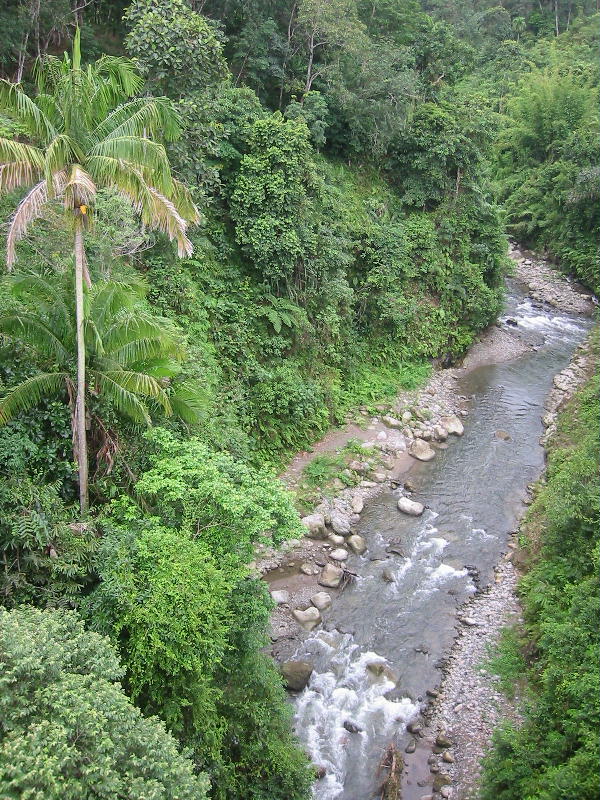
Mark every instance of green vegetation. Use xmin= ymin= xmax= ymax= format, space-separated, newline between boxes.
xmin=482 ymin=344 xmax=600 ymax=800
xmin=0 ymin=2 xmax=597 ymax=799
xmin=0 ymin=606 xmax=210 ymax=800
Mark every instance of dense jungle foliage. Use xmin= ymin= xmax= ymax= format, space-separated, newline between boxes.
xmin=0 ymin=2 xmax=597 ymax=799
xmin=482 ymin=341 xmax=600 ymax=800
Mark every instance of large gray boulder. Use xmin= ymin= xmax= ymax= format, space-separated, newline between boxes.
xmin=292 ymin=606 xmax=321 ymax=631
xmin=409 ymin=438 xmax=436 ymax=461
xmin=301 ymin=513 xmax=327 ymax=539
xmin=281 ymin=660 xmax=314 ymax=691
xmin=318 ymin=563 xmax=344 ymax=588
xmin=397 ymin=496 xmax=424 ymax=516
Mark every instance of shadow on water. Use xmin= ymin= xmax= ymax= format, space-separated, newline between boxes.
xmin=291 ymin=287 xmax=591 ymax=800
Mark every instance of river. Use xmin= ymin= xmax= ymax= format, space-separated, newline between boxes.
xmin=290 ymin=277 xmax=591 ymax=800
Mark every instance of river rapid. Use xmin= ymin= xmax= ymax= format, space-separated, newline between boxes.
xmin=290 ymin=277 xmax=592 ymax=800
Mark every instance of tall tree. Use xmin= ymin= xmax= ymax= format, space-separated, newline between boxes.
xmin=0 ymin=273 xmax=204 ymax=483
xmin=0 ymin=30 xmax=199 ymax=513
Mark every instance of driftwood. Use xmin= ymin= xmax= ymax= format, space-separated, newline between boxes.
xmin=375 ymin=742 xmax=404 ymax=800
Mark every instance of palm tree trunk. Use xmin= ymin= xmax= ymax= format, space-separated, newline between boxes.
xmin=74 ymin=219 xmax=89 ymax=514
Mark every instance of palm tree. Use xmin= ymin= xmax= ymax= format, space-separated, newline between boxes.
xmin=0 ymin=29 xmax=200 ymax=513
xmin=512 ymin=16 xmax=526 ymax=42
xmin=0 ymin=271 xmax=204 ymax=483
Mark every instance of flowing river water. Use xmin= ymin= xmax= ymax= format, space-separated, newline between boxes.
xmin=290 ymin=279 xmax=591 ymax=800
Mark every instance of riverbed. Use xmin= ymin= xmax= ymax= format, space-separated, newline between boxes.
xmin=285 ymin=265 xmax=593 ymax=800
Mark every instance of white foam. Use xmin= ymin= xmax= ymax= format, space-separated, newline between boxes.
xmin=293 ymin=636 xmax=418 ymax=799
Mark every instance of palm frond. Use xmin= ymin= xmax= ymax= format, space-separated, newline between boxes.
xmin=0 ymin=372 xmax=68 ymax=424
xmin=0 ymin=81 xmax=56 ymax=142
xmin=93 ymin=371 xmax=150 ymax=425
xmin=92 ymin=54 xmax=144 ymax=102
xmin=6 ymin=270 xmax=73 ymax=340
xmin=63 ymin=164 xmax=96 ymax=210
xmin=6 ymin=180 xmax=50 ymax=268
xmin=0 ymin=313 xmax=70 ymax=362
xmin=86 ymin=155 xmax=194 ymax=256
xmin=90 ymin=136 xmax=173 ymax=193
xmin=100 ymin=369 xmax=172 ymax=415
xmin=45 ymin=135 xmax=85 ymax=188
xmin=169 ymin=381 xmax=209 ymax=425
xmin=102 ymin=312 xmax=179 ymax=355
xmin=105 ymin=338 xmax=177 ymax=369
xmin=91 ymin=97 xmax=181 ymax=144
xmin=171 ymin=179 xmax=202 ymax=226
xmin=0 ymin=161 xmax=41 ymax=194
xmin=88 ymin=279 xmax=147 ymax=330
xmin=0 ymin=138 xmax=45 ymax=178
xmin=146 ymin=187 xmax=194 ymax=258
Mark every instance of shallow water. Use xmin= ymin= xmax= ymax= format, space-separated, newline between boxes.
xmin=291 ymin=281 xmax=590 ymax=800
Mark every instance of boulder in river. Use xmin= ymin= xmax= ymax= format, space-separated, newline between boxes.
xmin=441 ymin=415 xmax=464 ymax=436
xmin=409 ymin=438 xmax=436 ymax=461
xmin=347 ymin=534 xmax=367 ymax=555
xmin=381 ymin=567 xmax=395 ymax=583
xmin=343 ymin=720 xmax=363 ymax=734
xmin=292 ymin=606 xmax=321 ymax=631
xmin=318 ymin=563 xmax=344 ymax=588
xmin=310 ymin=591 xmax=332 ymax=611
xmin=301 ymin=513 xmax=327 ymax=539
xmin=281 ymin=660 xmax=314 ymax=691
xmin=397 ymin=496 xmax=425 ymax=516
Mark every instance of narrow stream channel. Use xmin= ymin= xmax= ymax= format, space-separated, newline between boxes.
xmin=291 ymin=279 xmax=591 ymax=800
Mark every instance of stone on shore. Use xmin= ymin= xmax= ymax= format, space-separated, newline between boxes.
xmin=330 ymin=548 xmax=348 ymax=562
xmin=441 ymin=415 xmax=464 ymax=436
xmin=347 ymin=534 xmax=367 ymax=555
xmin=382 ymin=415 xmax=402 ymax=428
xmin=301 ymin=513 xmax=327 ymax=539
xmin=292 ymin=606 xmax=321 ymax=631
xmin=397 ymin=496 xmax=425 ymax=516
xmin=331 ymin=513 xmax=351 ymax=535
xmin=351 ymin=495 xmax=364 ymax=514
xmin=281 ymin=660 xmax=314 ymax=691
xmin=310 ymin=591 xmax=332 ymax=611
xmin=270 ymin=590 xmax=290 ymax=604
xmin=409 ymin=438 xmax=436 ymax=461
xmin=318 ymin=563 xmax=344 ymax=588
